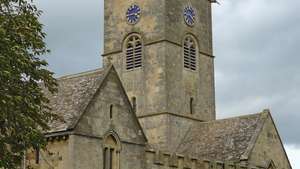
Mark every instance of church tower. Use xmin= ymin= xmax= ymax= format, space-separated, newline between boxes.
xmin=102 ymin=0 xmax=215 ymax=149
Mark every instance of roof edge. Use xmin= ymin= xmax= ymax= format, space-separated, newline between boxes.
xmin=267 ymin=111 xmax=293 ymax=169
xmin=240 ymin=109 xmax=269 ymax=160
xmin=45 ymin=130 xmax=73 ymax=138
xmin=240 ymin=109 xmax=293 ymax=169
xmin=58 ymin=68 xmax=104 ymax=80
xmin=213 ymin=112 xmax=266 ymax=124
xmin=110 ymin=65 xmax=148 ymax=143
xmin=67 ymin=64 xmax=114 ymax=130
xmin=65 ymin=64 xmax=148 ymax=143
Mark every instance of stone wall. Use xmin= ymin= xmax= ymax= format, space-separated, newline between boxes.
xmin=103 ymin=0 xmax=216 ymax=122
xmin=138 ymin=113 xmax=200 ymax=152
xmin=26 ymin=137 xmax=70 ymax=169
xmin=145 ymin=149 xmax=266 ymax=169
xmin=26 ymin=136 xmax=268 ymax=169
xmin=74 ymin=67 xmax=146 ymax=145
xmin=165 ymin=0 xmax=213 ymax=54
xmin=103 ymin=0 xmax=166 ymax=54
xmin=68 ymin=134 xmax=146 ymax=169
xmin=248 ymin=116 xmax=292 ymax=169
xmin=67 ymin=68 xmax=147 ymax=169
xmin=165 ymin=42 xmax=215 ymax=121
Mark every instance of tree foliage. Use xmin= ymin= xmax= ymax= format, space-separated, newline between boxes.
xmin=0 ymin=0 xmax=57 ymax=168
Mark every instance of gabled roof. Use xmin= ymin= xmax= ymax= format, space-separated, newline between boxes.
xmin=44 ymin=65 xmax=148 ymax=143
xmin=44 ymin=68 xmax=108 ymax=133
xmin=173 ymin=112 xmax=268 ymax=161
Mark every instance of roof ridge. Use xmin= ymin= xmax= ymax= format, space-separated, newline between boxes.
xmin=58 ymin=68 xmax=104 ymax=80
xmin=213 ymin=112 xmax=264 ymax=123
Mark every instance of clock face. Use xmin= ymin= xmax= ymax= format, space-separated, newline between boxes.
xmin=183 ymin=6 xmax=196 ymax=26
xmin=126 ymin=5 xmax=141 ymax=25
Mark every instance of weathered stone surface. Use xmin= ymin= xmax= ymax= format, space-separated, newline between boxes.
xmin=25 ymin=0 xmax=292 ymax=168
xmin=26 ymin=70 xmax=291 ymax=169
xmin=169 ymin=113 xmax=266 ymax=161
xmin=74 ymin=66 xmax=147 ymax=144
xmin=26 ymin=139 xmax=69 ymax=169
xmin=103 ymin=0 xmax=216 ymax=121
xmin=248 ymin=113 xmax=291 ymax=169
xmin=43 ymin=68 xmax=106 ymax=133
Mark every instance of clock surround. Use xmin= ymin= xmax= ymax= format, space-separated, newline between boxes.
xmin=183 ymin=6 xmax=196 ymax=26
xmin=126 ymin=4 xmax=141 ymax=25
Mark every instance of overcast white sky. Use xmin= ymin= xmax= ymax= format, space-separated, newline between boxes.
xmin=36 ymin=0 xmax=299 ymax=168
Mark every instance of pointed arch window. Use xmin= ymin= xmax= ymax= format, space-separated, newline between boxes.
xmin=103 ymin=132 xmax=121 ymax=169
xmin=183 ymin=35 xmax=198 ymax=71
xmin=125 ymin=34 xmax=143 ymax=70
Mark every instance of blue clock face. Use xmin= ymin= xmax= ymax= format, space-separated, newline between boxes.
xmin=184 ymin=6 xmax=196 ymax=26
xmin=126 ymin=5 xmax=141 ymax=24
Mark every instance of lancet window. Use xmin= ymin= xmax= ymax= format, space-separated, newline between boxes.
xmin=183 ymin=35 xmax=198 ymax=71
xmin=103 ymin=133 xmax=121 ymax=169
xmin=125 ymin=34 xmax=143 ymax=70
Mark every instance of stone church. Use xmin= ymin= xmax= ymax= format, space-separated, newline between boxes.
xmin=26 ymin=0 xmax=292 ymax=169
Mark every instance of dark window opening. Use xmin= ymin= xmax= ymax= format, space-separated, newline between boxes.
xmin=190 ymin=97 xmax=194 ymax=114
xmin=109 ymin=105 xmax=113 ymax=119
xmin=109 ymin=148 xmax=114 ymax=169
xmin=132 ymin=97 xmax=137 ymax=113
xmin=103 ymin=147 xmax=107 ymax=169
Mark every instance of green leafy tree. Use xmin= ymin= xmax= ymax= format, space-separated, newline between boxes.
xmin=0 ymin=0 xmax=57 ymax=168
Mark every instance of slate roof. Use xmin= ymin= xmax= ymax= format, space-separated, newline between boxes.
xmin=44 ymin=68 xmax=106 ymax=133
xmin=174 ymin=112 xmax=267 ymax=161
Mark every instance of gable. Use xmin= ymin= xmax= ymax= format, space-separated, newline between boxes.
xmin=248 ymin=112 xmax=292 ymax=169
xmin=74 ymin=66 xmax=147 ymax=145
xmin=44 ymin=68 xmax=107 ymax=133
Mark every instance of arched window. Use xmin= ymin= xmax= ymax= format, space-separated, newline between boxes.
xmin=103 ymin=132 xmax=121 ymax=169
xmin=125 ymin=34 xmax=143 ymax=70
xmin=183 ymin=35 xmax=198 ymax=71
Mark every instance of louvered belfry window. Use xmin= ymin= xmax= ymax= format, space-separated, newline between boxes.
xmin=184 ymin=36 xmax=197 ymax=71
xmin=126 ymin=35 xmax=142 ymax=70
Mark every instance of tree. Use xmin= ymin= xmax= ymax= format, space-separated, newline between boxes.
xmin=0 ymin=0 xmax=57 ymax=168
